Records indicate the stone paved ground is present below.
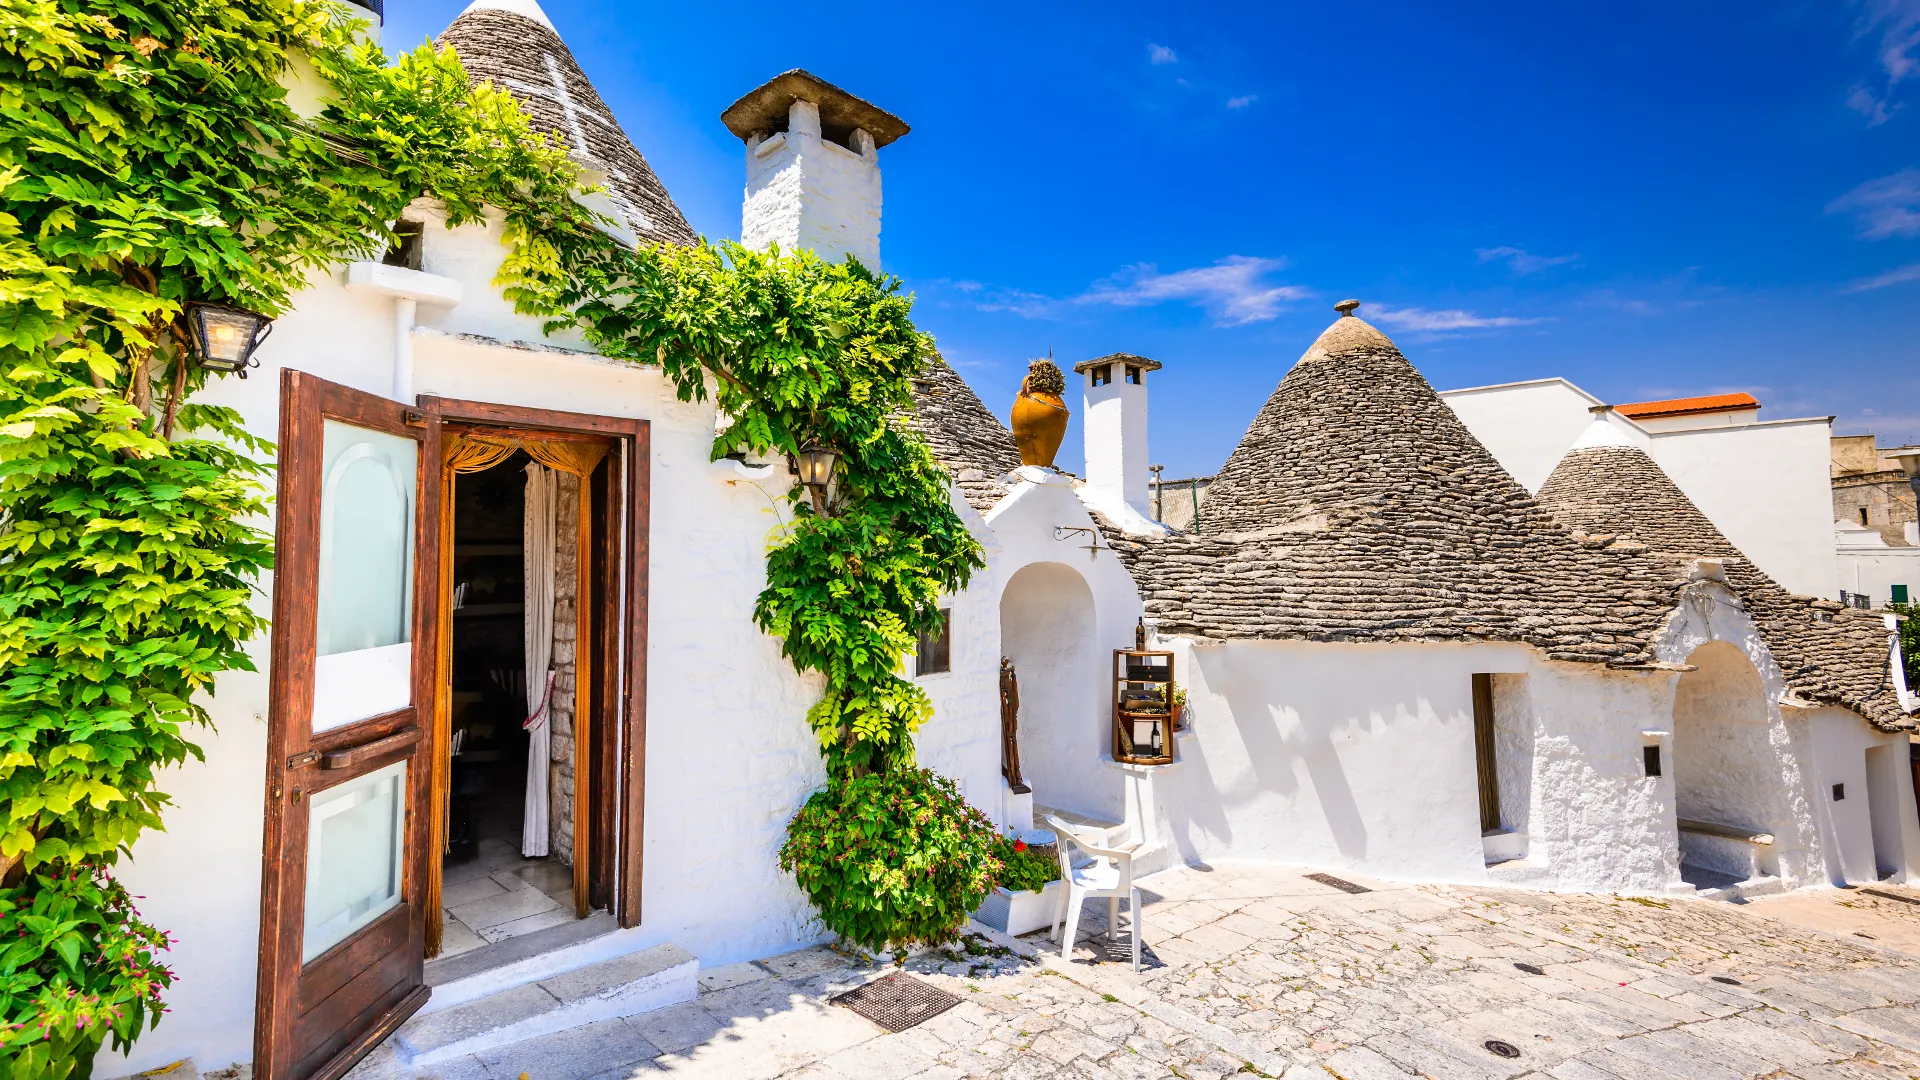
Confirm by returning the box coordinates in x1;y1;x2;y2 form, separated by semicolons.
350;864;1920;1080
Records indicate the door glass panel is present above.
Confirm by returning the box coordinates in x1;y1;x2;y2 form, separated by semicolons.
303;759;407;963
314;420;416;732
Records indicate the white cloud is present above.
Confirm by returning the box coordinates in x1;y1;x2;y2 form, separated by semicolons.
1830;168;1920;239
1850;0;1920;123
973;286;1058;318
1076;257;1308;325
1476;245;1578;274
1226;94;1258;109
1368;306;1546;332
1148;43;1178;64
1845;262;1920;290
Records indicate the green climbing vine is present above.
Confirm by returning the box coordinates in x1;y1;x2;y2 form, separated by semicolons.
2;0;995;1068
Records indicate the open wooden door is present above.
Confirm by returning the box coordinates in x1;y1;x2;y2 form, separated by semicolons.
255;370;440;1080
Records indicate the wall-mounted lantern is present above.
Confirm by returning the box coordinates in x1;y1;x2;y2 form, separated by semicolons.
184;302;274;378
796;442;838;511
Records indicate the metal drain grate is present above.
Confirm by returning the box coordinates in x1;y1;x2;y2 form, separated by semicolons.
1485;1040;1521;1059
1305;872;1371;894
1860;887;1920;907
1513;962;1545;976
832;973;961;1033
1711;975;1743;986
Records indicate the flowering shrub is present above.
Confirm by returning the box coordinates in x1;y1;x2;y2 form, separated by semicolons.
0;869;173;1080
779;769;1003;951
994;836;1060;894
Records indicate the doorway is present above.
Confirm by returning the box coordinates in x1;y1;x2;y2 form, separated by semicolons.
255;378;650;1080
438;450;578;953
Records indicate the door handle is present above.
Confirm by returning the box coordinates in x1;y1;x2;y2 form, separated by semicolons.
320;726;423;770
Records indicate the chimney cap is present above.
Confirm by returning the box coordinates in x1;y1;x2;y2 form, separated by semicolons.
1334;299;1361;317
1072;351;1163;375
721;69;910;147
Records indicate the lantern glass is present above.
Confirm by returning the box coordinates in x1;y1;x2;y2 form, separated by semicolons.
797;444;837;488
188;303;271;373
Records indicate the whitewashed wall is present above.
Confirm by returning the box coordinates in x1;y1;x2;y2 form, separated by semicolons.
1649;418;1838;600
1804;706;1920;884
107;206;1004;1073
914;493;1009;820
1152;638;1537;884
1441;380;1839;600
1835;541;1920;608
982;477;1147;825
1438;378;1605;492
1491;660;1682;893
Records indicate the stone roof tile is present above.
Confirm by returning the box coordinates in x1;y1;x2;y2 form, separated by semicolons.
1098;309;1682;661
901;355;1022;513
438;6;697;249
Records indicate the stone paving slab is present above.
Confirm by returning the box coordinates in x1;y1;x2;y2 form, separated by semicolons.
348;863;1920;1080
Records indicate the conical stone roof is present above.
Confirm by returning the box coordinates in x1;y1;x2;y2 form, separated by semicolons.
1537;433;1913;731
439;0;696;248
901;355;1022;512
1101;309;1682;661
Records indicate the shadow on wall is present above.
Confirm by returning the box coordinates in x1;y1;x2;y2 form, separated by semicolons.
1000;561;1113;821
1198;646;1368;861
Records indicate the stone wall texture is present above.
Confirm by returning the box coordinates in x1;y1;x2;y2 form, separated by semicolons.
549;472;581;866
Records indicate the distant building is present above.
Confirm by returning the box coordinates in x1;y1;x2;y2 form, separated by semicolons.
1833;434;1920;548
1149;473;1213;532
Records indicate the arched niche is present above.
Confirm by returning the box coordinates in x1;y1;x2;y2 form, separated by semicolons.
999;561;1105;818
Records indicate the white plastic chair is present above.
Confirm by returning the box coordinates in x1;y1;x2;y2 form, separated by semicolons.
1046;814;1144;972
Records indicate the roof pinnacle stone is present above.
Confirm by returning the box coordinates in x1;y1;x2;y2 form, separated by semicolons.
1334;299;1361;317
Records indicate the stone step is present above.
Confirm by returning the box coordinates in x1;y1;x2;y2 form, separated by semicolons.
395;942;697;1066
422;911;651;1016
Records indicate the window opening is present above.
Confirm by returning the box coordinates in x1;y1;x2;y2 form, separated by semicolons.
915;609;951;675
1643;744;1662;777
1832;782;1845;801
1125;365;1141;385
383;219;424;271
1090;364;1112;387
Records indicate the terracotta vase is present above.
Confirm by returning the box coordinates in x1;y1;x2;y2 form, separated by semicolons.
1011;378;1069;468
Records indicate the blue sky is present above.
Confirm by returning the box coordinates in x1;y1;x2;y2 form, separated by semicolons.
385;0;1920;479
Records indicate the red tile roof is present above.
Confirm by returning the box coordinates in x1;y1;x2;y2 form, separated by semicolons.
1614;392;1761;420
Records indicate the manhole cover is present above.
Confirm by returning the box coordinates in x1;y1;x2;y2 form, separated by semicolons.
1304;872;1370;894
1485;1040;1521;1059
831;973;961;1033
1513;962;1545;976
1711;975;1742;986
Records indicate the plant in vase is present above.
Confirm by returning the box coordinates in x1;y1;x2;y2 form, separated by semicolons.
973;834;1065;937
1170;686;1189;730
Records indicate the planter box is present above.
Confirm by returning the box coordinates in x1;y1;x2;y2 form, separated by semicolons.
974;879;1064;937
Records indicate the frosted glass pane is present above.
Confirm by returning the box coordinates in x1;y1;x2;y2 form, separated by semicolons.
316;420;416;658
303;759;406;963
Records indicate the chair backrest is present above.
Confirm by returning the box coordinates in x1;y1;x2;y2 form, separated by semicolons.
1045;815;1133;889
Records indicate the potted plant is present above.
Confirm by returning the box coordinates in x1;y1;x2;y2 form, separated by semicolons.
972;834;1064;937
1171;686;1189;730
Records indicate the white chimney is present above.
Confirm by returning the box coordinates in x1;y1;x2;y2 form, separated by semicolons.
721;70;910;270
1074;353;1161;519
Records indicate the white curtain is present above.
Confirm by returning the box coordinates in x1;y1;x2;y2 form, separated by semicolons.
521;462;558;856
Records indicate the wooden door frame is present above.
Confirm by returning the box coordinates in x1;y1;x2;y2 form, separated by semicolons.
255;371;440;1080
419;396;651;927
